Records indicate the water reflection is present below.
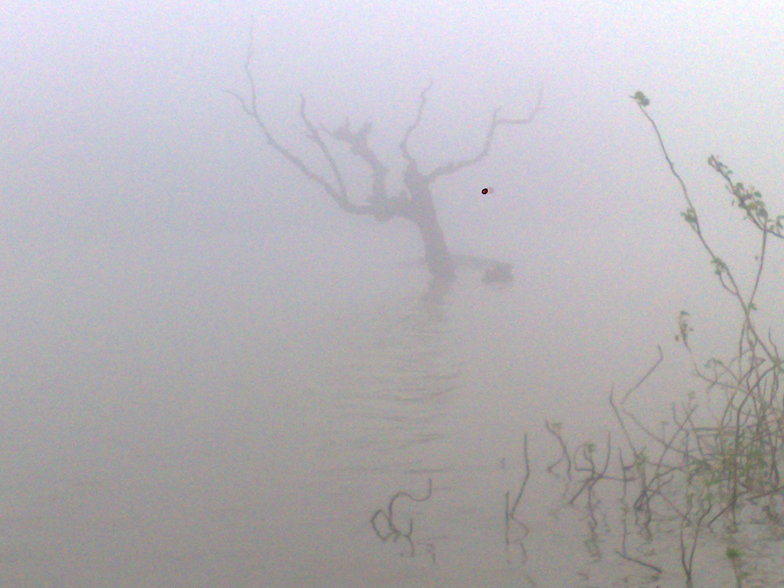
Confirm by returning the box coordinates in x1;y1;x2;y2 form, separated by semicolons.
318;280;784;587
318;279;542;582
325;282;463;463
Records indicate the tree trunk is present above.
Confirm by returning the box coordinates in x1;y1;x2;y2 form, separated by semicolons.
413;195;455;281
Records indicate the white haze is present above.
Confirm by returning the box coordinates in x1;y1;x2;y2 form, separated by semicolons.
2;1;784;586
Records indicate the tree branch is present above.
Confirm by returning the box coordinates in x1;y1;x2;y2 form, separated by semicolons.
227;31;381;217
400;80;434;163
427;86;544;181
326;119;415;220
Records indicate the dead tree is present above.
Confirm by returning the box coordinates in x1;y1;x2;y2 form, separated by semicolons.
228;35;542;282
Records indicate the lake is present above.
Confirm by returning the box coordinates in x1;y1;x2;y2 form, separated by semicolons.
3;234;782;587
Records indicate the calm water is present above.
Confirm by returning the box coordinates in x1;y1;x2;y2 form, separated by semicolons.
3;235;783;587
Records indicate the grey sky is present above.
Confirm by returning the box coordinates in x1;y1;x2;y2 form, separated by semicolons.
3;0;783;381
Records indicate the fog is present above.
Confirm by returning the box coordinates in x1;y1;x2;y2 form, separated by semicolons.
3;1;784;586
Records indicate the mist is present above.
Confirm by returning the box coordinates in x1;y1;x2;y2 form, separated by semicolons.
3;1;784;586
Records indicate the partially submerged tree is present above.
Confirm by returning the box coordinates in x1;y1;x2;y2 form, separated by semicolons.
228;34;542;282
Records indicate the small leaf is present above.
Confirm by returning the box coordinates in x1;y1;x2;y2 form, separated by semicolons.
631;90;650;106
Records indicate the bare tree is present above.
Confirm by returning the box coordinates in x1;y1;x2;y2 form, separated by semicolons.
228;32;542;282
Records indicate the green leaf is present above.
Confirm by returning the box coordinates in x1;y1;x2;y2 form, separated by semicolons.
631;90;650;106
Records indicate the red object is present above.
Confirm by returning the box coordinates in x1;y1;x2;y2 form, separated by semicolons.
481;187;494;195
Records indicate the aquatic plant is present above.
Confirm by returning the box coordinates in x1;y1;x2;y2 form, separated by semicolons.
547;93;784;585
